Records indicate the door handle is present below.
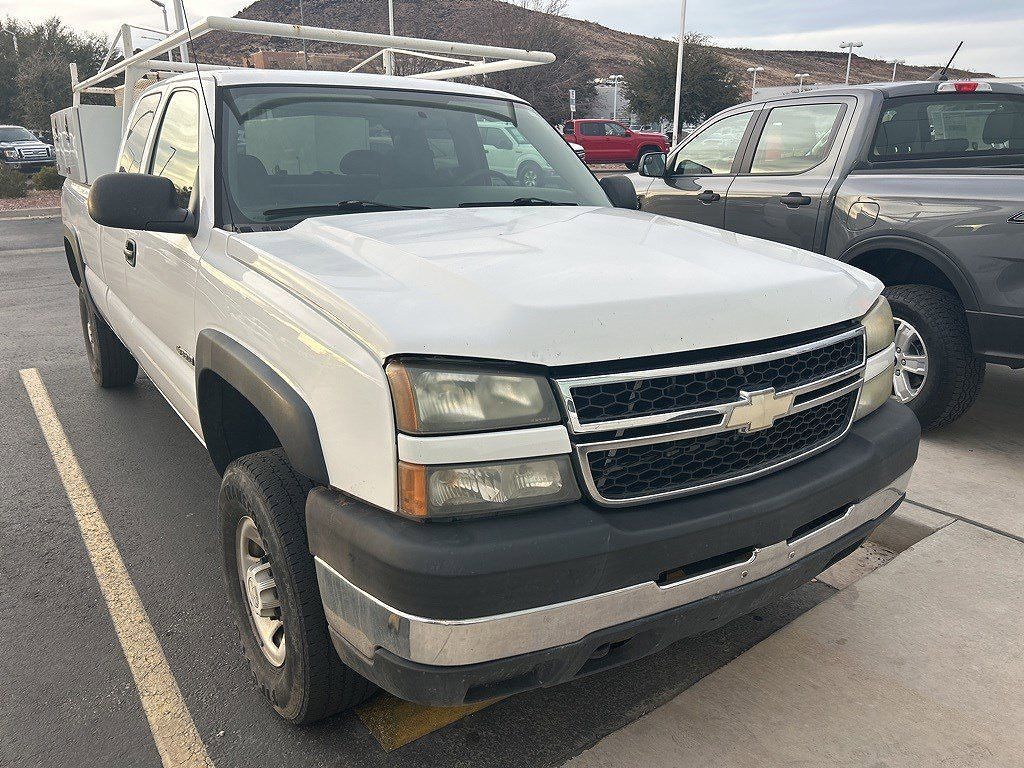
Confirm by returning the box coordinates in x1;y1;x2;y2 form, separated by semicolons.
696;190;721;204
123;238;137;267
780;193;813;207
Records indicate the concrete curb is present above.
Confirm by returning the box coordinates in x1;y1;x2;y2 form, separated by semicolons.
0;207;60;220
869;500;954;553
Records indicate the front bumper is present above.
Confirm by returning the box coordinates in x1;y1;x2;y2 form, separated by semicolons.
2;158;54;172
308;401;919;704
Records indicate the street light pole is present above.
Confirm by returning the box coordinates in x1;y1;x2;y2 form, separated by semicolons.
795;73;809;92
671;0;687;147
840;41;863;84
384;0;395;75
891;58;905;81
609;74;624;120
149;0;169;31
746;66;764;98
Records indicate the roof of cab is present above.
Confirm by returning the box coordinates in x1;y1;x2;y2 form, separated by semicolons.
744;79;1024;105
160;67;527;103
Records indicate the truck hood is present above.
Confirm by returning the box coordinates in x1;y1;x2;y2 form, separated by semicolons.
227;206;880;366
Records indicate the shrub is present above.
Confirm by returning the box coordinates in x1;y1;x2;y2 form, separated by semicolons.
0;164;28;198
32;164;64;190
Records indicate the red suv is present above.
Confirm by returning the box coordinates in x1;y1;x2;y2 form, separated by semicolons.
563;119;669;169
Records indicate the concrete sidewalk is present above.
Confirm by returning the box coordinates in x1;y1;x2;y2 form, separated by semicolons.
566;521;1024;767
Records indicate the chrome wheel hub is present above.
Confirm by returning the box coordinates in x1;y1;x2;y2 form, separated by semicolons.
236;517;286;667
892;318;928;403
522;168;539;186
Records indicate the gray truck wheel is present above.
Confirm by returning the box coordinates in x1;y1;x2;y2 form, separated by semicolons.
884;284;984;429
77;285;138;388
517;160;542;187
220;449;376;724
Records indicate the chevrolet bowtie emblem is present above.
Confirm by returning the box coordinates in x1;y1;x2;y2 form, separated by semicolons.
726;388;796;432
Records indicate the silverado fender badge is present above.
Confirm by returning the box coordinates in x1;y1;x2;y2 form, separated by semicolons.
1009;211;1024;223
176;346;195;367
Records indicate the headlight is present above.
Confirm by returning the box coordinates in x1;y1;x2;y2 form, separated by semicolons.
398;456;580;519
2;149;18;159
861;296;895;356
386;360;561;435
855;297;896;421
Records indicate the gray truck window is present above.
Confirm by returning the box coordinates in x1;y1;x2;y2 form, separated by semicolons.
149;90;199;208
749;103;843;174
116;93;162;174
218;85;609;228
671;112;751;175
871;94;1024;161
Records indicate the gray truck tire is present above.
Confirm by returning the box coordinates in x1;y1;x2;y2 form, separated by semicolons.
220;449;376;724
884;284;985;430
78;285;138;388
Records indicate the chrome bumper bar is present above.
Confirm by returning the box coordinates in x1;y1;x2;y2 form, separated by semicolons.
315;470;910;668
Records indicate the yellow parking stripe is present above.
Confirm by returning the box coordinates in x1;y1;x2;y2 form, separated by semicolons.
20;368;214;768
357;694;499;751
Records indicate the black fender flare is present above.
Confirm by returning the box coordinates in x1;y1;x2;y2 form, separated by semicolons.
836;234;979;311
62;222;84;286
194;329;330;485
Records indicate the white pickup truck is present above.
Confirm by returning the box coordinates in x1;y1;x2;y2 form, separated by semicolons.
57;66;919;723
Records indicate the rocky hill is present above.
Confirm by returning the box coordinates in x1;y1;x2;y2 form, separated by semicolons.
194;0;988;86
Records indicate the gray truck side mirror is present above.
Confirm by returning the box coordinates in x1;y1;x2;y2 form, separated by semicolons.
600;175;639;210
638;152;668;177
88;173;197;235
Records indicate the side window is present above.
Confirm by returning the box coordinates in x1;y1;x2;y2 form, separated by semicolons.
579;122;604;137
671;112;752;175
482;127;514;150
605;122;628;137
871;94;1024;161
749;103;844;174
149;90;199;208
116;93;161;173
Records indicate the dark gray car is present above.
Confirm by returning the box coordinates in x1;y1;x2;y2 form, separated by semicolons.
633;80;1024;429
1;124;56;173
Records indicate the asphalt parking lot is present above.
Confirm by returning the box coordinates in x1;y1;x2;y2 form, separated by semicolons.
2;212;1021;767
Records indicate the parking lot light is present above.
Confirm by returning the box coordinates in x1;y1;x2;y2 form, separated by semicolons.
891;58;906;81
746;66;764;98
796;73;810;92
840;41;864;84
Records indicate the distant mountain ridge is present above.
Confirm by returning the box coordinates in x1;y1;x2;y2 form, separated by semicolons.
194;0;989;87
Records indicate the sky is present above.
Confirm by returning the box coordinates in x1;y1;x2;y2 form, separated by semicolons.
2;0;1021;76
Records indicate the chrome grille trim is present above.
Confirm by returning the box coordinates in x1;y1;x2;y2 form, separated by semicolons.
555;326;866;434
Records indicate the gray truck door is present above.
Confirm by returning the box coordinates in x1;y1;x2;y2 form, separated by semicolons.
725;100;852;251
640;110;758;228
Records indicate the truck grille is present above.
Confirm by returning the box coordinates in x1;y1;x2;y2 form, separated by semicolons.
554;326;866;506
19;147;48;160
584;392;856;502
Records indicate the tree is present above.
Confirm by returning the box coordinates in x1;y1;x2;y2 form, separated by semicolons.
625;33;742;127
0;17;107;128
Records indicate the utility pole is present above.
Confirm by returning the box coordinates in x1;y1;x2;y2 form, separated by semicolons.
608;74;624;120
746;66;764;98
795;73;809;92
671;0;688;147
840;41;863;84
1;28;18;56
891;58;906;81
384;0;395;75
298;0;309;69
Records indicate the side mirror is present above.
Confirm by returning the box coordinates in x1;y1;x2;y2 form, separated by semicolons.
88;173;197;235
600;175;639;210
638;152;668;178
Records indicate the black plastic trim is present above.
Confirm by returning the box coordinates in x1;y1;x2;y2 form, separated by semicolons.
194;329;329;484
307;400;919;620
966;310;1024;368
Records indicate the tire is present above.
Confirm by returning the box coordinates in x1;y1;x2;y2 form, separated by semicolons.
626;145;661;172
78;284;138;388
884;284;985;429
517;160;543;187
220;449;376;724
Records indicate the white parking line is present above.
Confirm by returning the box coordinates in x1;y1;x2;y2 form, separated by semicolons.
20;368;214;768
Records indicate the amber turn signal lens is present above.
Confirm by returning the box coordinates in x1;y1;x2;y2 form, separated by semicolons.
386;364;420;433
398;461;429;518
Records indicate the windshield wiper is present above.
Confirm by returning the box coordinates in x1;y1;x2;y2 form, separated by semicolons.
262;200;429;219
458;197;578;208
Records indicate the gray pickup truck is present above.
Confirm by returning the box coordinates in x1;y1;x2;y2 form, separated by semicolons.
633;80;1024;429
0;124;55;173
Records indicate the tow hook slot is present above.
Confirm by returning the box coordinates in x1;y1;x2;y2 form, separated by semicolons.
788;505;849;544
658;546;756;587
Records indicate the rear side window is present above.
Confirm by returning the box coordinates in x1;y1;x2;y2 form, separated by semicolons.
871;93;1024;161
579;122;604;136
749;103;844;174
117;93;161;173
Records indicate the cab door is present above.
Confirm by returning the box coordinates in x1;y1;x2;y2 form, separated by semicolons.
480;126;518;178
640;110;758;229
601;121;633;162
123;87;202;425
725;100;853;251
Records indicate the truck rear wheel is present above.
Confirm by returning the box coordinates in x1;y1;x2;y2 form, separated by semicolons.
78;285;138;388
220;449;376;724
884;284;984;429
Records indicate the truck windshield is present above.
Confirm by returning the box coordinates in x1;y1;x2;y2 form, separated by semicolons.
0;127;37;142
218;85;609;229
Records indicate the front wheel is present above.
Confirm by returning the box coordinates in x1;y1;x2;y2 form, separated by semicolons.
517;160;543;187
220;449;375;724
78;285;138;388
884;284;984;429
